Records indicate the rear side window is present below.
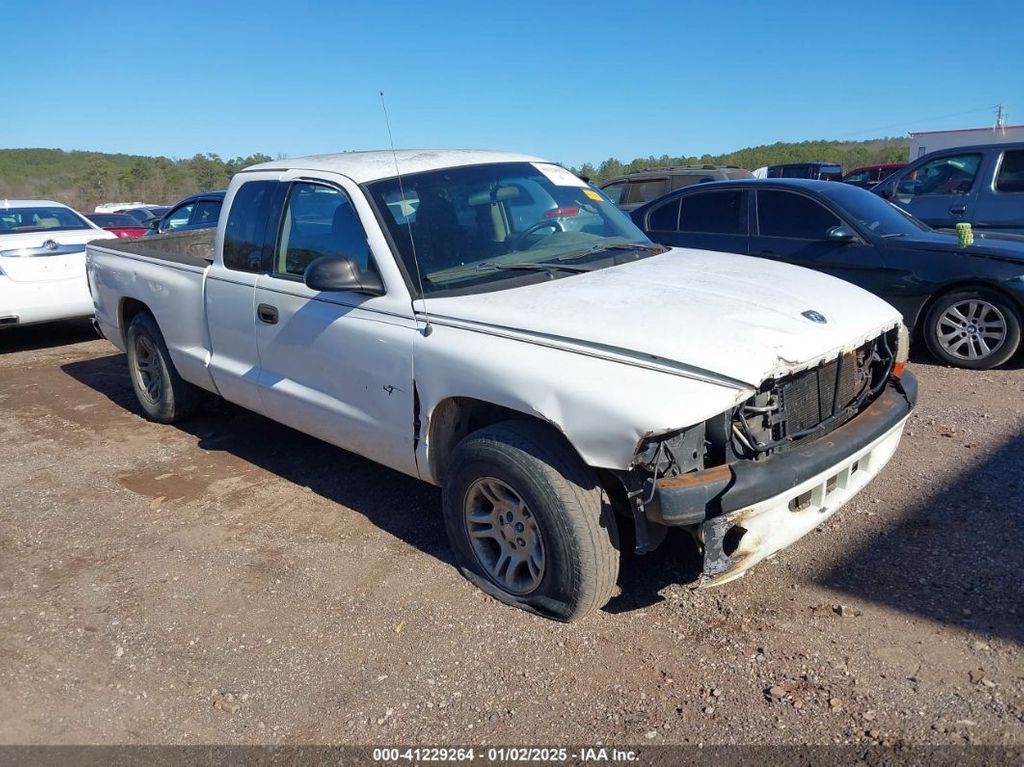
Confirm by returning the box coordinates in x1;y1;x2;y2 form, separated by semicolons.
193;199;222;227
223;181;277;272
625;178;668;205
669;175;705;190
757;191;840;239
996;150;1024;192
600;181;626;204
646;198;680;231
678;191;747;235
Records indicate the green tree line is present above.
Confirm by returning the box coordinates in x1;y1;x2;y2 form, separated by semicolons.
571;137;910;182
0;148;274;212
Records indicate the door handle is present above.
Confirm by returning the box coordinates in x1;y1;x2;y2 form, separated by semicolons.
257;303;278;324
949;205;967;215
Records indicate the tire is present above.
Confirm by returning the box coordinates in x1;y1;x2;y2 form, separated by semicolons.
125;311;200;423
441;420;619;621
923;288;1022;370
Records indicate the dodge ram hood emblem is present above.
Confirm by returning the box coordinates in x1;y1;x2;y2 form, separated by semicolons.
801;310;827;324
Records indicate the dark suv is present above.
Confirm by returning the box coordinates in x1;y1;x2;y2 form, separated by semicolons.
600;166;753;211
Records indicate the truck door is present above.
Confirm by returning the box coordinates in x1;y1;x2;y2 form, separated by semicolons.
204;178;281;414
888;151;983;229
970;148;1024;234
252;176;418;477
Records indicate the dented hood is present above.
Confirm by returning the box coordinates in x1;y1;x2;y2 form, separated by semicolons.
425;248;902;388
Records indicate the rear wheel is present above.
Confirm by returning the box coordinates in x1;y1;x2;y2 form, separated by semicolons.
441;421;619;621
125;311;200;423
923;289;1021;369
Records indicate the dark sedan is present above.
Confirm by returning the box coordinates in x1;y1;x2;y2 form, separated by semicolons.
149;191;225;235
631;179;1024;369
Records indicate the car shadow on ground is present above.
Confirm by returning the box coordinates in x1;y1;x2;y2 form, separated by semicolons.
0;318;98;354
61;352;697;614
819;432;1024;645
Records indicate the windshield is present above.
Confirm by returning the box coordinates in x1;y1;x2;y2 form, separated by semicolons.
0;206;91;234
821;184;931;236
366;162;658;296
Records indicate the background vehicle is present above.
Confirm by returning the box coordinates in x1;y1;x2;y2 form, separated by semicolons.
600;166;753;211
872;143;1024;234
632;178;1024;368
87;150;913;621
0;200;115;328
765;162;842;180
843;163;906;188
119;206;171;226
148;191;225;235
85;212;149;238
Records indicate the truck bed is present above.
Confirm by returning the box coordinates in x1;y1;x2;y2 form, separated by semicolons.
89;229;214;269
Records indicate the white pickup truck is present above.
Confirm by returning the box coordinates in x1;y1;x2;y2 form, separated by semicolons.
87;150;917;621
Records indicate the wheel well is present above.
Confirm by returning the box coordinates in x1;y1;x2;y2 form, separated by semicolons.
119;297;151;334
426;397;574;485
914;281;1022;332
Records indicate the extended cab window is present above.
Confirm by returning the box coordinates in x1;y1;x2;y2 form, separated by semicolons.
898;154;981;197
223;181;276;272
757;191;840;239
995;150;1024;193
679;191;747;234
274;182;372;277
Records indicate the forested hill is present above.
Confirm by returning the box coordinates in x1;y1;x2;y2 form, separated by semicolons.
0;138;910;211
571;138;910;182
0;148;272;211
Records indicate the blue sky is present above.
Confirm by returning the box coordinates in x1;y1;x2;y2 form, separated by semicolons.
3;0;1020;166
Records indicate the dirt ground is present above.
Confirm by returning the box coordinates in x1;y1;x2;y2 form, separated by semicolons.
0;319;1022;747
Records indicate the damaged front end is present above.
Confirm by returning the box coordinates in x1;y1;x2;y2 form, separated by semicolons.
617;326;917;584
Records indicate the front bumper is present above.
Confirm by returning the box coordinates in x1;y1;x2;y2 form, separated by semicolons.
648;372;918;584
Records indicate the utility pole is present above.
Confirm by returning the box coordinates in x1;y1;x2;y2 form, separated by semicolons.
994;103;1006;132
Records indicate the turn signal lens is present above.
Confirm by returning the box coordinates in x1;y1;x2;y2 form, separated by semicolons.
894;323;910;377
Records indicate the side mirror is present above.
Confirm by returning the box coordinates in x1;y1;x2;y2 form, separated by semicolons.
303;255;385;296
826;225;856;243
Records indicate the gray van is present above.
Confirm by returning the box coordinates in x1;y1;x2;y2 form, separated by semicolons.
873;143;1024;234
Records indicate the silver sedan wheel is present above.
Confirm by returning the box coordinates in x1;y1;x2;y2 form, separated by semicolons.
936;299;1007;361
132;334;163;404
463;477;545;595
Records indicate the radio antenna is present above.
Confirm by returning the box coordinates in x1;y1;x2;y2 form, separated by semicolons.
380;91;432;336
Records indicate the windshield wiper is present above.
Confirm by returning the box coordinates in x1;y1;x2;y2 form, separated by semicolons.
554;242;667;262
474;261;593;274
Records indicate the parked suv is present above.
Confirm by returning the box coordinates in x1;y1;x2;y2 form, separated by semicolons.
872;143;1024;234
765;162;843;181
600;166;753;211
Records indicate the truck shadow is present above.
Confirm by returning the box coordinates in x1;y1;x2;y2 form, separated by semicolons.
818;432;1024;644
0;318;97;354
61;352;451;566
61;352;704;613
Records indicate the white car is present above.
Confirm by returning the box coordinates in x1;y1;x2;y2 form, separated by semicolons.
86;151;917;621
1;200;116;328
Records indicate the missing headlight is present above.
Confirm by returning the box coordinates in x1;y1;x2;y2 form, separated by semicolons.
634;424;706;478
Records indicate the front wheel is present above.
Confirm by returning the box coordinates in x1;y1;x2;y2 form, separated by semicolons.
923;289;1022;369
441;421;619;621
125;311;200;423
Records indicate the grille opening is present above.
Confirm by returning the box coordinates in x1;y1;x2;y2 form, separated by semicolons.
826;474;839;495
851;460;860;474
722;525;748;556
789;490;813;512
